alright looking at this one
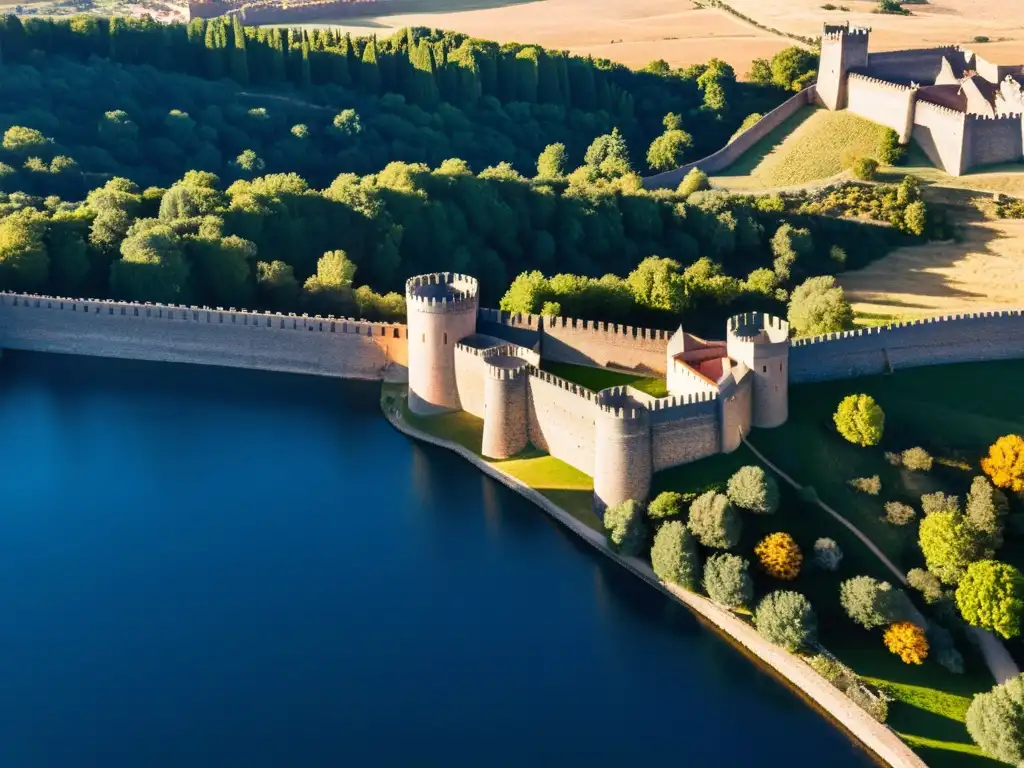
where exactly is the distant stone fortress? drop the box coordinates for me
[2,275,1024,512]
[818,23,1024,176]
[186,0,383,24]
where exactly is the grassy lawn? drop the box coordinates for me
[650,361,1024,765]
[383,384,602,532]
[712,108,891,190]
[878,143,1024,198]
[540,360,669,397]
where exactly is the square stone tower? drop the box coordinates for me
[818,23,870,110]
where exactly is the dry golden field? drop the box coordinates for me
[839,216,1024,319]
[725,0,1024,62]
[305,0,795,74]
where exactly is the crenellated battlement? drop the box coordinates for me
[405,272,479,312]
[823,22,869,40]
[846,71,917,93]
[727,312,790,343]
[486,363,529,381]
[0,292,408,337]
[527,368,597,402]
[790,309,1024,347]
[966,112,1023,121]
[915,99,967,119]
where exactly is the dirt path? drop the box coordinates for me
[744,436,1020,684]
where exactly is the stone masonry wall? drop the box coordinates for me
[643,87,816,189]
[912,101,966,175]
[453,345,487,419]
[541,316,672,375]
[649,395,720,471]
[526,371,598,476]
[865,48,955,84]
[964,114,1024,170]
[846,74,916,142]
[0,294,407,379]
[789,310,1024,383]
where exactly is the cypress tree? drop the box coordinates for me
[360,36,380,94]
[536,48,561,104]
[410,40,439,108]
[568,57,596,110]
[300,35,312,88]
[229,15,249,85]
[269,27,286,82]
[204,19,226,80]
[514,47,539,102]
[330,33,352,87]
[108,16,128,63]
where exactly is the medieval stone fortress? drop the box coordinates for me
[818,23,1024,176]
[2,274,1024,514]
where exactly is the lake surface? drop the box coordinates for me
[0,351,875,767]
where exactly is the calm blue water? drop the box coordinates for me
[0,351,875,767]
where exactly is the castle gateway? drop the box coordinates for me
[818,23,1024,176]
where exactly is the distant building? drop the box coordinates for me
[817,23,1024,175]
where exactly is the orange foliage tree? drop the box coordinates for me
[883,621,929,664]
[982,435,1024,493]
[754,532,803,580]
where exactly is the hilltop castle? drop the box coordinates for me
[818,23,1024,176]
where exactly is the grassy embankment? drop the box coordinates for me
[655,359,1024,767]
[381,362,665,530]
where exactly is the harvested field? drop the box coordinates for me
[724,0,1024,59]
[711,107,889,189]
[838,216,1024,319]
[294,0,796,74]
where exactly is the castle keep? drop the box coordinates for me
[818,23,1024,175]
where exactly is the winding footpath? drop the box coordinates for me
[742,437,1020,685]
[382,394,925,768]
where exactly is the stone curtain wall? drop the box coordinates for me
[477,309,673,375]
[789,310,1024,383]
[845,74,917,142]
[453,345,487,418]
[912,101,967,175]
[865,48,955,85]
[965,114,1024,170]
[643,87,817,190]
[0,294,408,380]
[649,395,720,471]
[525,371,598,475]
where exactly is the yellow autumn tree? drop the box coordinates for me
[981,435,1024,493]
[754,532,803,580]
[883,621,929,664]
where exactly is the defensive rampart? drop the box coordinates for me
[0,293,408,380]
[911,101,966,176]
[647,392,720,471]
[964,113,1024,170]
[845,73,917,142]
[643,87,817,189]
[789,310,1024,383]
[526,370,598,475]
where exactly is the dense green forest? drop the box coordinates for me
[0,14,922,333]
[0,14,806,191]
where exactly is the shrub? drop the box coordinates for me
[603,499,648,557]
[883,501,916,526]
[966,673,1024,765]
[833,394,885,447]
[884,621,929,664]
[647,491,686,521]
[788,275,853,336]
[677,167,710,197]
[921,492,960,516]
[919,511,980,585]
[956,560,1024,639]
[687,491,742,549]
[840,575,915,629]
[651,521,701,589]
[907,568,944,603]
[846,683,891,722]
[966,476,1009,550]
[703,553,753,609]
[726,465,780,515]
[877,128,906,165]
[981,434,1024,493]
[755,591,817,651]
[848,475,881,495]
[755,532,803,580]
[927,624,964,674]
[901,447,933,471]
[813,537,843,571]
[807,654,858,690]
[851,156,879,181]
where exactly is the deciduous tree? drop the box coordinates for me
[956,560,1024,639]
[833,394,884,447]
[651,520,699,589]
[755,591,817,651]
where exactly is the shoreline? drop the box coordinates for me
[381,392,926,768]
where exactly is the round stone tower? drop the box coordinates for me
[726,312,790,429]
[406,272,479,415]
[481,356,529,460]
[593,388,652,514]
